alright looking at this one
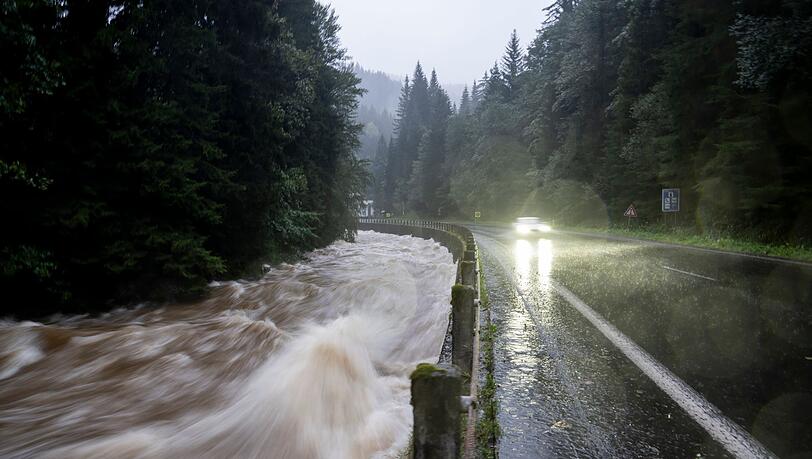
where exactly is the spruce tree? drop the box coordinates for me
[484,62,506,100]
[470,79,483,109]
[370,135,389,207]
[385,75,411,210]
[391,62,430,208]
[501,29,525,97]
[459,85,471,115]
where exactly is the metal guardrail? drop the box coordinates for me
[358,219,480,459]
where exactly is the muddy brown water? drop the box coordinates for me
[0,231,456,459]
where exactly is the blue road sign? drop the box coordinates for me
[662,188,680,212]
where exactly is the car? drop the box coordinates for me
[513,217,552,235]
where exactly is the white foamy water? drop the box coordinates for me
[0,231,456,459]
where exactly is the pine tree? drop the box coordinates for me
[383,76,410,211]
[371,135,388,206]
[543,0,576,23]
[412,69,452,213]
[484,62,506,100]
[470,79,483,109]
[459,85,471,115]
[409,62,431,126]
[393,76,410,135]
[501,29,525,97]
[392,62,430,208]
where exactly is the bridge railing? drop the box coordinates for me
[358,218,480,459]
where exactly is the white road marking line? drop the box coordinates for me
[552,282,774,458]
[558,229,812,268]
[479,233,776,459]
[660,265,718,282]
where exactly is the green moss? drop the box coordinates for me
[480,324,496,371]
[410,362,443,380]
[451,283,475,302]
[475,253,500,458]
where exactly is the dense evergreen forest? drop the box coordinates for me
[374,0,812,243]
[2,0,810,316]
[0,0,367,316]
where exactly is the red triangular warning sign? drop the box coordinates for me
[624,204,638,218]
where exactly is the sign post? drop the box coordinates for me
[623,204,638,227]
[661,188,680,226]
[474,211,481,224]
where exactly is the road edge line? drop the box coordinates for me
[551,281,776,459]
[559,229,812,268]
[660,265,718,282]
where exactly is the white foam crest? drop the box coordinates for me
[159,314,410,458]
[0,323,44,380]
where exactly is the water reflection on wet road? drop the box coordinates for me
[473,225,811,458]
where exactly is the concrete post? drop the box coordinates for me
[451,284,476,380]
[460,261,476,287]
[411,363,463,459]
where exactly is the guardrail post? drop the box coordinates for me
[411,363,463,459]
[460,261,476,287]
[451,284,476,382]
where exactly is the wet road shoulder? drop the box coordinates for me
[475,230,752,458]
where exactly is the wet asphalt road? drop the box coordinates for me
[470,224,812,459]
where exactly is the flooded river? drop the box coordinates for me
[0,231,456,459]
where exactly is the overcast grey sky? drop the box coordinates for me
[327,0,555,85]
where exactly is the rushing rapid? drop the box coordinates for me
[0,231,456,459]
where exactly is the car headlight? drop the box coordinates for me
[517,225,530,234]
[539,224,552,232]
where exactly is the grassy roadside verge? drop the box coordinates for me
[561,225,812,263]
[476,255,500,458]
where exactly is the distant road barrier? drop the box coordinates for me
[358,219,481,458]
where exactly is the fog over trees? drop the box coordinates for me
[352,65,397,162]
[373,0,812,243]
